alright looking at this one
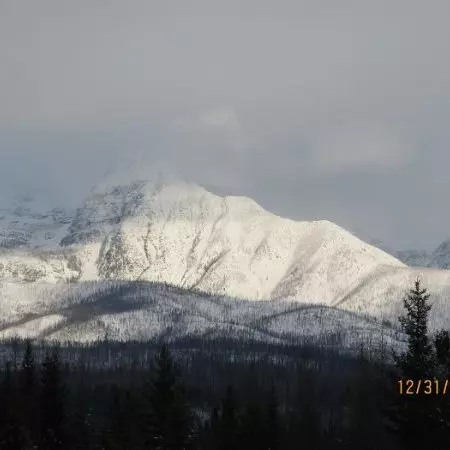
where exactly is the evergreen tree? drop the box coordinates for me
[391,279,442,449]
[142,343,193,450]
[70,384,95,450]
[19,339,37,448]
[396,278,435,378]
[102,384,137,450]
[39,348,67,450]
[21,339,35,389]
[202,407,220,450]
[288,371,322,449]
[434,329,450,370]
[433,330,450,447]
[344,354,392,450]
[239,401,265,450]
[0,362,24,450]
[237,372,265,450]
[296,401,322,449]
[218,385,239,450]
[265,382,280,450]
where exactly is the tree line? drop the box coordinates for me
[0,278,449,449]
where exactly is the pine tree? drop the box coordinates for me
[0,362,24,450]
[265,382,280,450]
[239,401,264,450]
[21,339,35,388]
[345,354,391,449]
[289,371,322,449]
[142,343,193,450]
[70,383,95,450]
[396,278,435,378]
[434,329,450,370]
[19,339,37,448]
[39,348,67,450]
[202,407,220,450]
[391,279,442,449]
[102,384,134,450]
[433,329,450,446]
[218,385,239,450]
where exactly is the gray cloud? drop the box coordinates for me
[1,0,450,250]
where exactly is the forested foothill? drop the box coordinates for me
[0,279,449,449]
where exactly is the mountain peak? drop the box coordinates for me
[428,239,450,269]
[95,157,183,194]
[6,170,450,343]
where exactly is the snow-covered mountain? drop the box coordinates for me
[0,194,73,250]
[1,172,450,343]
[427,239,450,269]
[381,241,450,270]
[366,235,450,270]
[361,238,428,268]
[394,249,431,268]
[1,176,406,300]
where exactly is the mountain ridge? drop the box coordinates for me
[371,240,450,270]
[1,173,450,342]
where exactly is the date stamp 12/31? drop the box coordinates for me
[398,379,449,395]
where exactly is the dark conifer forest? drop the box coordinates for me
[0,279,449,449]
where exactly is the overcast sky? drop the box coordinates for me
[1,0,450,250]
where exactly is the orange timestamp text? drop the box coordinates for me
[398,379,449,395]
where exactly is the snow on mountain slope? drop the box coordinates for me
[0,280,403,352]
[0,195,78,283]
[0,194,73,250]
[332,265,450,329]
[365,238,433,268]
[361,237,450,270]
[428,239,450,269]
[0,249,79,283]
[49,176,406,306]
[384,242,450,270]
[0,172,449,346]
